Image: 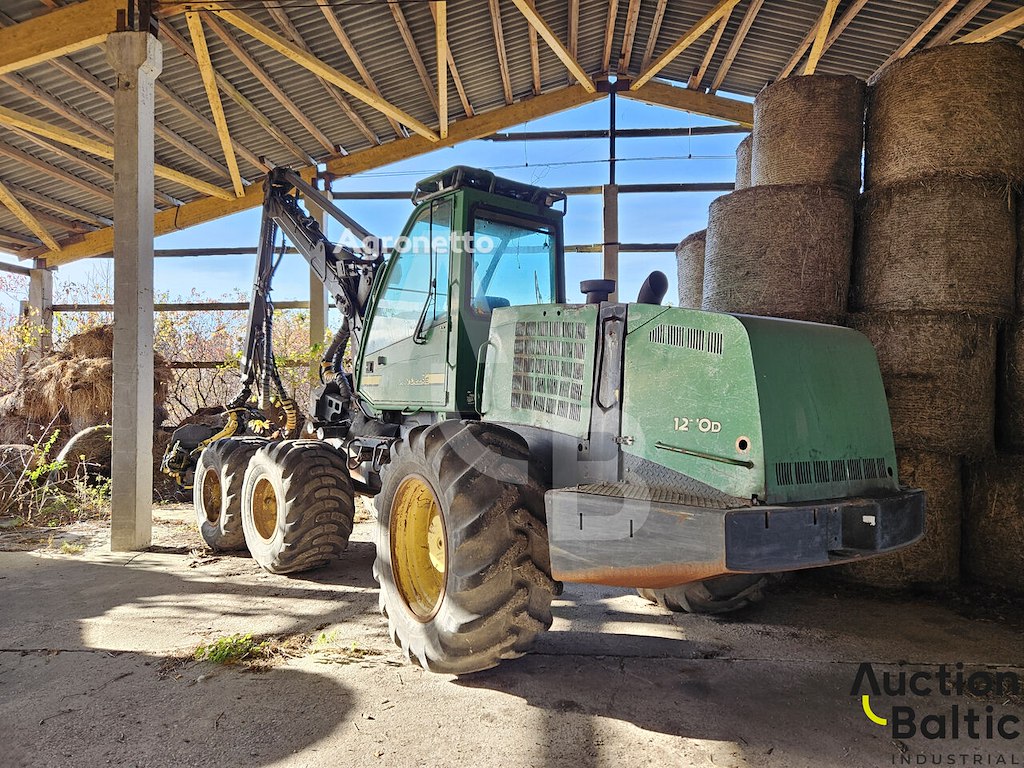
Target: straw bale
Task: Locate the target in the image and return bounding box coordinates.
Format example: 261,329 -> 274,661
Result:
964,456 -> 1024,594
751,74 -> 865,192
675,230 -> 706,309
735,135 -> 752,190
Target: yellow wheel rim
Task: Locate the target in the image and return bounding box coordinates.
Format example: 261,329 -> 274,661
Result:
390,475 -> 447,620
201,468 -> 222,524
252,477 -> 279,541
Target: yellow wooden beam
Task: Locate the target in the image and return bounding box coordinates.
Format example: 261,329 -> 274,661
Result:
437,1 -> 448,138
780,0 -> 870,78
622,80 -> 753,126
689,9 -> 733,88
710,0 -> 765,92
958,5 -> 1024,43
804,0 -> 841,74
186,12 -> 245,198
641,0 -> 670,72
632,0 -> 744,90
210,7 -> 439,142
427,2 -> 474,117
0,0 -> 119,77
38,85 -> 604,266
489,0 -> 514,104
0,179 -> 59,251
510,0 -> 596,92
389,2 -> 440,113
927,0 -> 992,47
0,105 -> 234,201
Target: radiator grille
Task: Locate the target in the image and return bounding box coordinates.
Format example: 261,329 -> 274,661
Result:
649,323 -> 724,355
510,320 -> 588,422
775,457 -> 889,486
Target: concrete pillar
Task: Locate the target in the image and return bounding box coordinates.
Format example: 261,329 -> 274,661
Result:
27,264 -> 52,361
602,183 -> 619,302
107,32 -> 162,552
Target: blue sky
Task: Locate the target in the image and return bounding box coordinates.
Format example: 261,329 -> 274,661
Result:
3,95 -> 746,310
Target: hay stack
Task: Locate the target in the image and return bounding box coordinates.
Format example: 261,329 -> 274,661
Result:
964,457 -> 1024,594
852,178 -> 1017,317
702,184 -> 853,323
849,313 -> 996,456
841,450 -> 961,589
997,321 -> 1024,453
675,230 -> 706,309
865,42 -> 1024,189
751,74 -> 865,193
735,135 -> 752,190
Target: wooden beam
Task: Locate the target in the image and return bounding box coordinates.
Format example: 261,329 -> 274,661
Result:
186,12 -> 245,198
510,0 -> 597,92
780,0 -> 870,78
38,85 -> 604,266
388,2 -> 439,113
619,0 -> 643,73
874,0 -> 959,75
804,0 -> 841,74
212,7 -> 439,142
689,9 -> 733,89
927,0 -> 992,47
623,80 -> 753,126
641,0 -> 670,72
0,179 -> 59,250
0,227 -> 38,249
710,0 -> 765,93
4,181 -> 111,227
489,0 -> 514,104
0,106 -> 234,200
527,0 -> 542,96
2,72 -> 112,143
437,1 -> 449,136
0,0 -> 118,77
602,0 -> 620,73
320,5 -> 405,138
958,5 -> 1024,43
0,138 -> 114,205
569,0 -> 580,62
427,2 -> 475,117
159,20 -> 314,167
262,2 -> 379,147
632,0 -> 744,90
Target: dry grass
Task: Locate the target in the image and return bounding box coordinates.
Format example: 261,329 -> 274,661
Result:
674,229 -> 706,310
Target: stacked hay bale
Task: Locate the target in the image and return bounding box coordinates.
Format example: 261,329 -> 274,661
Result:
701,74 -> 864,324
842,42 -> 1024,591
675,230 -> 706,308
734,135 -> 752,190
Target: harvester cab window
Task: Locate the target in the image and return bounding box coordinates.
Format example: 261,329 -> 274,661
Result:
364,199 -> 452,355
470,214 -> 556,315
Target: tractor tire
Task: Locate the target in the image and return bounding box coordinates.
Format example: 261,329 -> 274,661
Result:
374,421 -> 559,675
637,573 -> 769,615
240,440 -> 355,574
194,438 -> 265,551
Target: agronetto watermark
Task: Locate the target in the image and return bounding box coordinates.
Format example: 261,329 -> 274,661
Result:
333,230 -> 497,258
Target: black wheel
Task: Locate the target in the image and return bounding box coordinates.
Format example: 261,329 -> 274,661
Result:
240,440 -> 355,574
374,421 -> 559,675
638,573 -> 769,615
194,438 -> 264,551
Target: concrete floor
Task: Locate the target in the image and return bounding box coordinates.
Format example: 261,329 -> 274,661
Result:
1,508 -> 1022,768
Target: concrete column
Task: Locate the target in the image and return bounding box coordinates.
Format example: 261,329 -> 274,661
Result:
107,32 -> 162,552
27,264 -> 52,361
602,183 -> 619,302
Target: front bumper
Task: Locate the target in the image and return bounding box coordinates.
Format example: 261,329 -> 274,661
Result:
544,484 -> 925,588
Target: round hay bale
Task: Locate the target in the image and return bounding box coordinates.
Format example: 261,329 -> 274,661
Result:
841,449 -> 961,589
849,312 -> 996,456
51,424 -> 112,484
702,184 -> 854,323
965,457 -> 1024,594
64,325 -> 113,358
865,42 -> 1024,188
1018,193 -> 1024,314
675,229 -> 706,309
735,135 -> 752,190
65,358 -> 113,435
997,320 -> 1024,452
852,178 -> 1017,317
751,74 -> 865,193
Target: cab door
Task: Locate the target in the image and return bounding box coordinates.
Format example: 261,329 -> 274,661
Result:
357,197 -> 452,410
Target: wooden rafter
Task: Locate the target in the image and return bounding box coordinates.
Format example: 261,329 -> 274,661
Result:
873,0 -> 959,75
624,80 -> 753,126
641,0 -> 670,72
632,0 -> 744,90
569,0 -> 580,62
603,0 -> 620,73
210,7 -> 438,142
779,0 -> 870,78
0,105 -> 234,200
389,1 -> 439,113
427,2 -> 475,118
0,179 -> 59,251
437,0 -> 449,138
5,180 -> 111,228
804,0 -> 841,74
0,138 -> 114,204
958,5 -> 1024,43
0,0 -> 118,77
927,0 -> 992,47
0,227 -> 39,249
2,73 -> 112,144
489,0 -> 514,104
39,85 -> 604,266
527,0 -> 542,95
710,0 -> 764,93
262,3 -> 378,148
510,0 -> 597,92
689,9 -> 733,89
619,0 -> 643,73
160,21 -> 314,166
186,13 -> 245,198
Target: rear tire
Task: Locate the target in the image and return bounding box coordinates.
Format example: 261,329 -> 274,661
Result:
638,573 -> 768,615
240,440 -> 355,574
374,421 -> 558,674
194,438 -> 265,551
